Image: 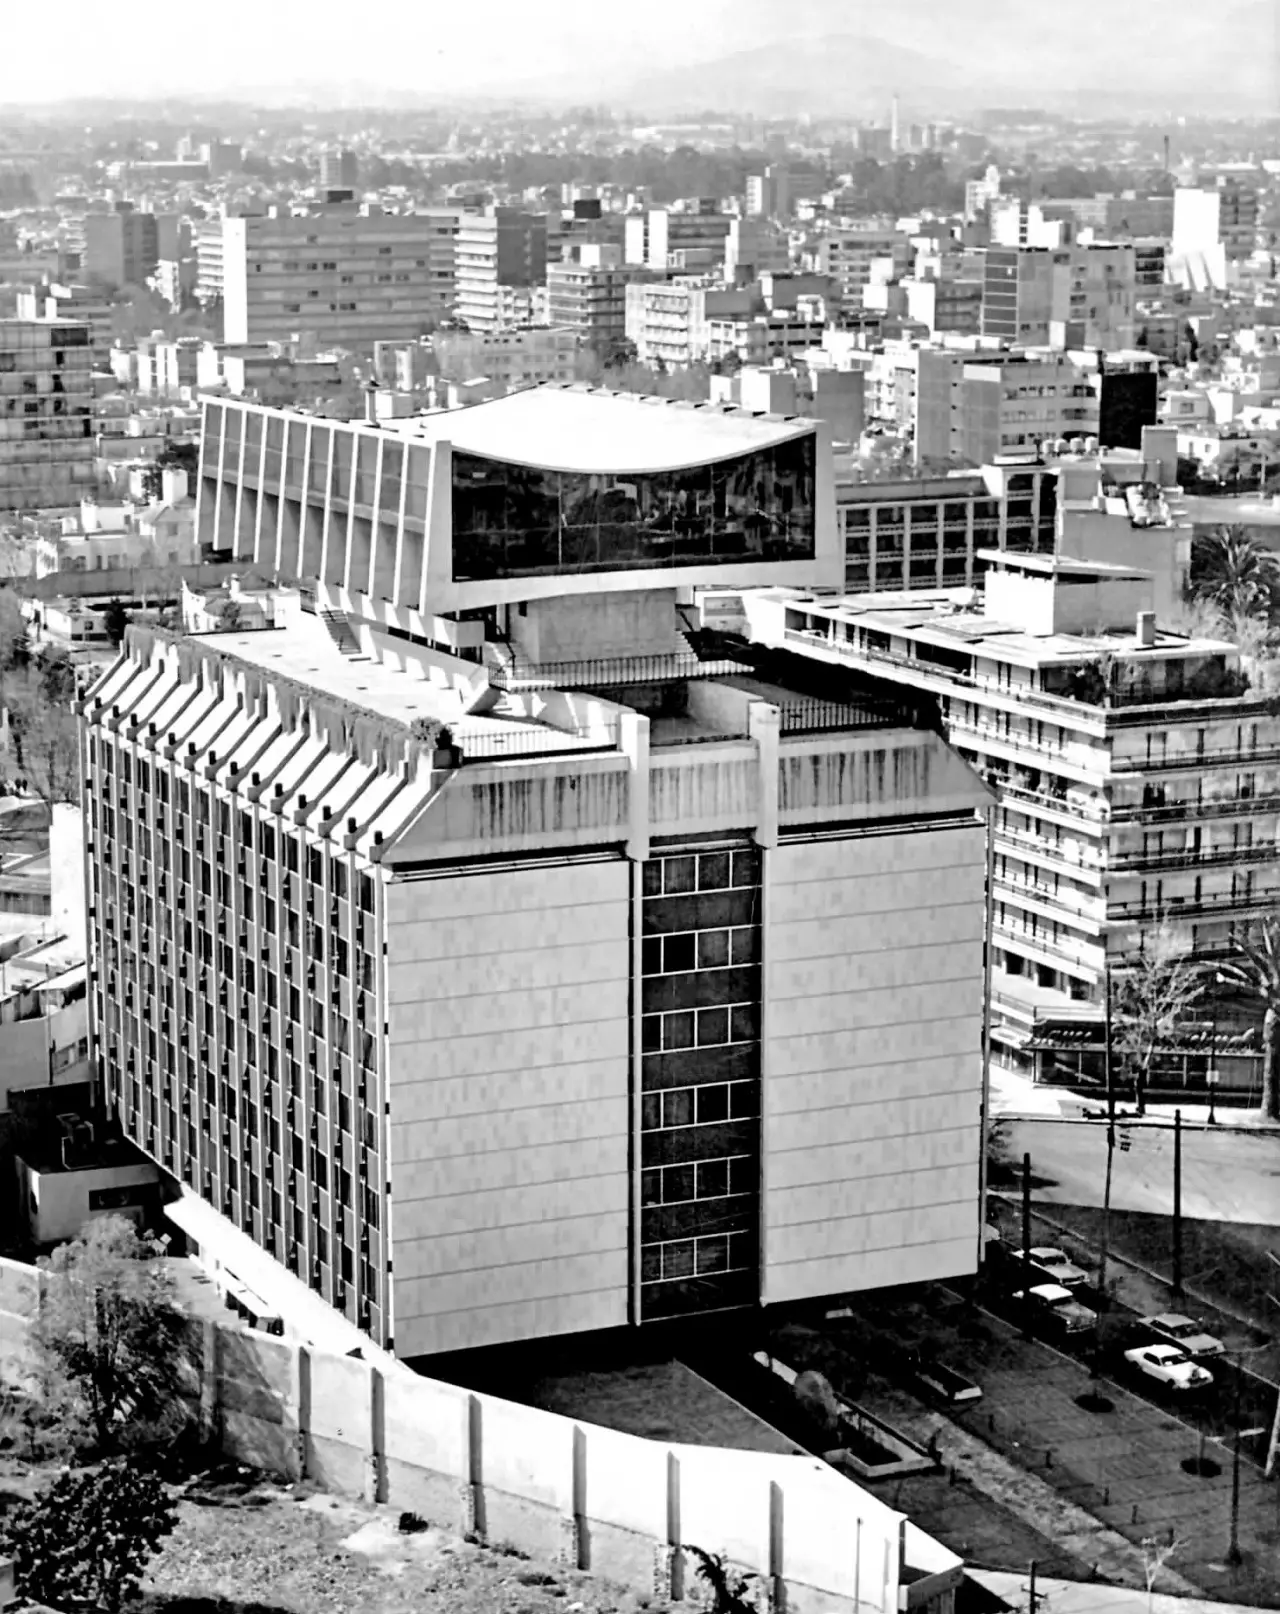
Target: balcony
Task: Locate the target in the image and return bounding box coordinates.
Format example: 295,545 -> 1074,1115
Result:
987,779 -> 1106,827
995,822 -> 1105,880
995,872 -> 1106,929
994,919 -> 1101,972
1110,792 -> 1280,824
1107,888 -> 1280,921
486,650 -> 740,692
949,714 -> 1106,780
1111,842 -> 1280,874
1111,742 -> 1280,774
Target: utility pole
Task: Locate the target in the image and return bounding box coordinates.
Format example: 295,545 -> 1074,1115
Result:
1021,1151 -> 1033,1337
1172,1108 -> 1183,1298
1227,1355 -> 1243,1567
1028,1559 -> 1038,1614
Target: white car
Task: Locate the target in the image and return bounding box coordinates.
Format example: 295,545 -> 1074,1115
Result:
1012,1282 -> 1098,1335
1124,1342 -> 1215,1393
1139,1313 -> 1226,1359
1027,1246 -> 1088,1288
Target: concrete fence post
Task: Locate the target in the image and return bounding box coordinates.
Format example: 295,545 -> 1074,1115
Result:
459,1392 -> 483,1538
366,1364 -> 386,1505
654,1450 -> 683,1602
558,1424 -> 587,1570
198,1320 -> 219,1447
286,1344 -> 310,1484
768,1479 -> 785,1612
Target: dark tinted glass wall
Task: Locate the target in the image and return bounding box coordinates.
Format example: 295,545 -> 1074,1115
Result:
639,843 -> 763,1321
451,439 -> 816,581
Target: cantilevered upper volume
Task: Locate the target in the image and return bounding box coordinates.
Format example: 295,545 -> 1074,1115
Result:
197,383 -> 842,614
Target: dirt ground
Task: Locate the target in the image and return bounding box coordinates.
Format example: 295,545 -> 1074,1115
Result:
0,1458 -> 679,1614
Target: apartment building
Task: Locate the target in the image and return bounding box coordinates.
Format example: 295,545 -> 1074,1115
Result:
626,205 -> 732,272
83,384 -> 990,1356
725,219 -> 791,282
980,244 -> 1136,350
839,461 -> 1058,592
221,207 -> 463,348
454,208 -> 548,334
915,350 -> 1100,465
1173,180 -> 1260,263
0,317 -> 97,510
319,150 -> 359,192
544,255 -> 645,345
82,207 -> 178,290
195,219 -> 226,311
432,326 -> 578,388
818,229 -> 913,310
15,283 -> 114,368
722,556 -> 1276,1098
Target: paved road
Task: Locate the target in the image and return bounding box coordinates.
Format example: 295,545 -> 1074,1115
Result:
998,1118 -> 1280,1228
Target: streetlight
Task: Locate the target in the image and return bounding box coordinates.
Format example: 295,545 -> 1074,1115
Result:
1208,969 -> 1226,1126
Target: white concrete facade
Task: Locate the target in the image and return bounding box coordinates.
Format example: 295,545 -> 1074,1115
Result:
386,859 -> 633,1357
763,826 -> 986,1302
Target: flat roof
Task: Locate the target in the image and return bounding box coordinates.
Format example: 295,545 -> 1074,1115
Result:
390,383 -> 814,473
978,549 -> 1154,580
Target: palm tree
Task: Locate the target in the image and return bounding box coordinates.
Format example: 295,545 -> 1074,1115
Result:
1215,917 -> 1280,1121
1190,526 -> 1280,624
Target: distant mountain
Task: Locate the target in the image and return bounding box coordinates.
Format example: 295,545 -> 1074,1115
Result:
592,8 -> 1278,120
608,34 -> 959,118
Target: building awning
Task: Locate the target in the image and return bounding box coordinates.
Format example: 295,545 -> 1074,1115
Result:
163,1189 -> 403,1371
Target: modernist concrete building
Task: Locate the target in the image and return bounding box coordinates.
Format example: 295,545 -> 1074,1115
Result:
453,209 -> 548,335
721,553 -> 1279,1098
979,243 -> 1136,351
0,317 -> 97,511
82,384 -> 991,1358
221,207 -> 463,348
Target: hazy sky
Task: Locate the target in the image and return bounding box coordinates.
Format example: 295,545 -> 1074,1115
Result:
0,0 -> 1272,105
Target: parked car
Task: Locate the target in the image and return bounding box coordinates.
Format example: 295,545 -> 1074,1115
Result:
1013,1283 -> 1098,1335
1139,1313 -> 1226,1359
1026,1246 -> 1088,1288
1124,1342 -> 1215,1393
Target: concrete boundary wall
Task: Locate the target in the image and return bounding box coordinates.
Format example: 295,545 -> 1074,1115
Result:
0,1256 -> 961,1614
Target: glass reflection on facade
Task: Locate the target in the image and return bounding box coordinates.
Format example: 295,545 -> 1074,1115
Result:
450,438 -> 816,581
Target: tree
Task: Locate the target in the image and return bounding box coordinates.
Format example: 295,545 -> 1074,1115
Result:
0,585 -> 29,672
1214,917 -> 1280,1121
1189,526 -> 1280,623
6,672 -> 80,805
104,597 -> 131,647
30,1216 -> 191,1454
1112,929 -> 1204,1115
1,1459 -> 177,1613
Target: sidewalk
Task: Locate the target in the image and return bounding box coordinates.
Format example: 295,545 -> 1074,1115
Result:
989,1064 -> 1280,1134
970,1569 -> 1276,1614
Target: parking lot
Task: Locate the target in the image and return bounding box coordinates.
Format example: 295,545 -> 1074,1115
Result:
786,1283 -> 1280,1608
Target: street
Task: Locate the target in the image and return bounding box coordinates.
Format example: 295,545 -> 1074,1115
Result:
997,1118 -> 1280,1229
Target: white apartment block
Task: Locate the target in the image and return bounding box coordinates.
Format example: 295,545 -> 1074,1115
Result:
221,208 -> 462,349
720,553 -> 1279,1099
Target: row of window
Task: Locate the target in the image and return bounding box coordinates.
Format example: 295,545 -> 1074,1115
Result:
640,1003 -> 759,1054
640,1080 -> 757,1131
640,1230 -> 755,1284
641,1155 -> 755,1205
642,846 -> 762,899
640,926 -> 758,976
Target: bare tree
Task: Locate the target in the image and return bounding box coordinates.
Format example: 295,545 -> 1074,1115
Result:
6,672 -> 80,806
1140,1533 -> 1181,1613
1112,928 -> 1204,1115
1216,916 -> 1280,1121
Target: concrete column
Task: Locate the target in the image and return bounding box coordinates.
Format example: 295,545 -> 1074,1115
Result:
619,709 -> 650,863
655,1450 -> 683,1601
768,1480 -> 784,1611
749,703 -> 780,849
